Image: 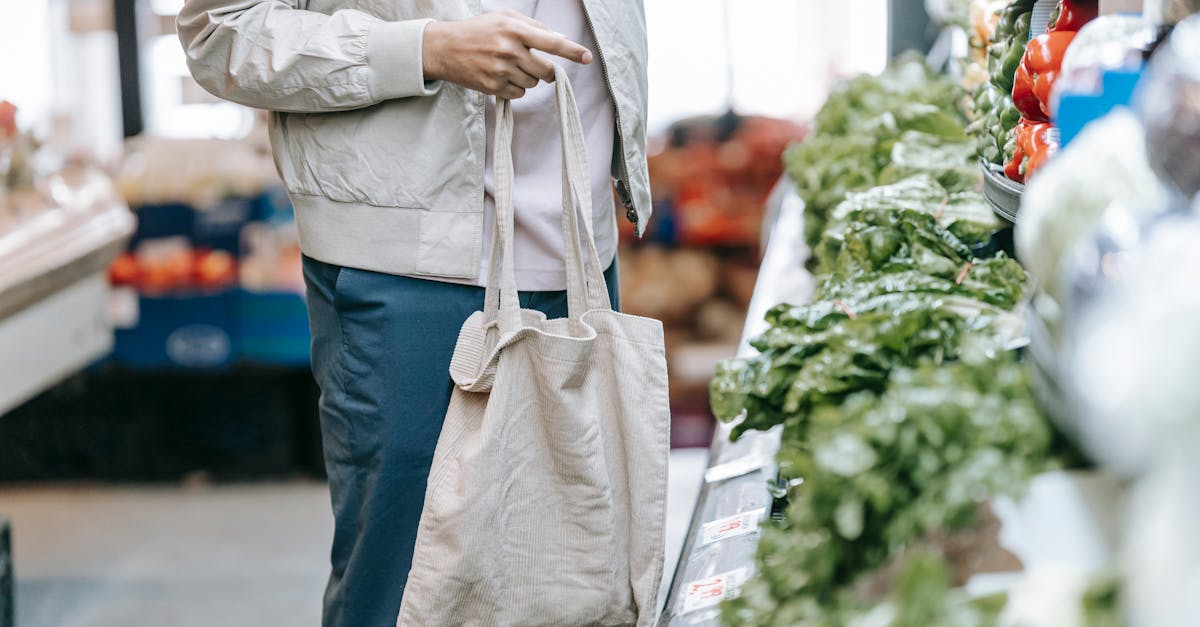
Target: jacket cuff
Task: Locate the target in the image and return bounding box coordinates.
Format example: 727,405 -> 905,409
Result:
367,18 -> 442,101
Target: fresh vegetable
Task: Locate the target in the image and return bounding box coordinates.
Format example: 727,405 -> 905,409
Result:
713,299 -> 1024,439
996,1 -> 1097,182
963,0 -> 1007,91
879,132 -> 981,193
109,246 -> 241,293
784,58 -> 970,248
0,101 -> 16,140
108,252 -> 140,286
968,82 -> 1022,165
996,11 -> 1034,93
1048,0 -> 1099,33
713,46 -> 1074,624
193,249 -> 238,289
1011,61 -> 1041,122
1014,109 -> 1168,324
1013,32 -> 1076,121
721,356 -> 1058,626
1004,119 -> 1056,182
970,0 -> 1037,166
819,176 -> 1001,261
1081,570 -> 1123,627
988,0 -> 1036,94
711,198 -> 1029,438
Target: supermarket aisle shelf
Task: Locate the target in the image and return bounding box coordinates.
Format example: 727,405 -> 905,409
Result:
659,185 -> 812,625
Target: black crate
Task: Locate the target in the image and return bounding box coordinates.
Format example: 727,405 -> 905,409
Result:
0,369 -> 314,482
1,518 -> 11,627
288,371 -> 326,480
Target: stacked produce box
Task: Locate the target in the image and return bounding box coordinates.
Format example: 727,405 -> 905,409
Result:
107,137 -> 309,369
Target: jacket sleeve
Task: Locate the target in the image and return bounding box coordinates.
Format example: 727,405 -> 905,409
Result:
177,0 -> 441,113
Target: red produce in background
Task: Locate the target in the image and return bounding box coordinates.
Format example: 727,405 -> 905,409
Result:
637,114 -> 806,247
0,101 -> 16,140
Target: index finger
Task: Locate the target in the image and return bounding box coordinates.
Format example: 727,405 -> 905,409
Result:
517,27 -> 593,64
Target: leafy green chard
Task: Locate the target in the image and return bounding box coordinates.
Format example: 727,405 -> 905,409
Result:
713,43 -> 1068,626
878,133 -> 980,193
721,357 -> 1057,627
713,297 -> 1025,439
711,203 -> 1029,438
816,205 -> 1004,288
785,58 -> 969,248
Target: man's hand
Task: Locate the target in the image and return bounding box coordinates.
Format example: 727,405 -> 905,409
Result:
421,10 -> 593,99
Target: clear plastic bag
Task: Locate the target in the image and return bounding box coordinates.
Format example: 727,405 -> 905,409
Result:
1136,15 -> 1200,201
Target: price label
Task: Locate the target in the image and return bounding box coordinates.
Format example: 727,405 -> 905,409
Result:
703,453 -> 769,484
701,508 -> 766,546
681,568 -> 750,615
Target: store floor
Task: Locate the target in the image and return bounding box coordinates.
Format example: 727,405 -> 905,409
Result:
2,448 -> 708,627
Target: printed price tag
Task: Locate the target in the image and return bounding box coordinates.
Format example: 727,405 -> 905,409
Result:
681,568 -> 750,614
703,453 -> 769,483
701,508 -> 766,546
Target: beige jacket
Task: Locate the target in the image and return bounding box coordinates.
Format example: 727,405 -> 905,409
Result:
177,0 -> 650,280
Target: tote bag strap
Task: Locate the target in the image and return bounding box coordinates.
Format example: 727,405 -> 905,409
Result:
482,98 -> 523,335
552,64 -> 612,319
482,64 -> 612,334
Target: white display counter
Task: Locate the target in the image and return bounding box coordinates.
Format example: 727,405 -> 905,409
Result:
0,200 -> 134,414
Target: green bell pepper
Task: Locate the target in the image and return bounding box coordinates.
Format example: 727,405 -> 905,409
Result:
993,12 -> 1033,93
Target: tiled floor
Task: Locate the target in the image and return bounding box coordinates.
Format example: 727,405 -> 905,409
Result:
1,449 -> 709,627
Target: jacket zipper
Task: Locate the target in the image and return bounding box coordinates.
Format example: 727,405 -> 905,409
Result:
581,1 -> 639,230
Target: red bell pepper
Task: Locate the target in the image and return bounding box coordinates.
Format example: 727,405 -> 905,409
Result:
1012,62 -> 1041,121
1004,119 -> 1056,183
1048,0 -> 1098,33
1012,31 -> 1076,121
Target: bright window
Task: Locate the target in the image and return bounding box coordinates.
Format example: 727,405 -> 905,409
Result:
646,0 -> 890,131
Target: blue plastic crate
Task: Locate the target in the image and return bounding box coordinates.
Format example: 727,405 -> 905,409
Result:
129,202 -> 194,249
253,186 -> 295,222
193,197 -> 256,253
236,290 -> 311,366
112,292 -> 239,370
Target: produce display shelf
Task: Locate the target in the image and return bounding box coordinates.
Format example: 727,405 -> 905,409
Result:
0,202 -> 135,414
658,186 -> 813,626
982,160 -> 1024,223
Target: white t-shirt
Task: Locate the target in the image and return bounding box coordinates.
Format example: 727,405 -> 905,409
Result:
470,0 -> 618,291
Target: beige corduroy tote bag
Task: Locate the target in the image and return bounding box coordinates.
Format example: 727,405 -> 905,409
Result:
397,65 -> 671,627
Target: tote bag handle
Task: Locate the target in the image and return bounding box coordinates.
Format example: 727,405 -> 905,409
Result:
482,64 -> 613,334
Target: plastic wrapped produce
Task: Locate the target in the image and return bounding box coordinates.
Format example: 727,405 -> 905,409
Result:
1146,0 -> 1200,24
1014,109 -> 1167,306
1064,215 -> 1200,475
1051,15 -> 1157,114
1136,15 -> 1200,201
1123,451 -> 1200,627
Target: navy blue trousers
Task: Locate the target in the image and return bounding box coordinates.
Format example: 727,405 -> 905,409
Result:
302,256 -> 620,627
